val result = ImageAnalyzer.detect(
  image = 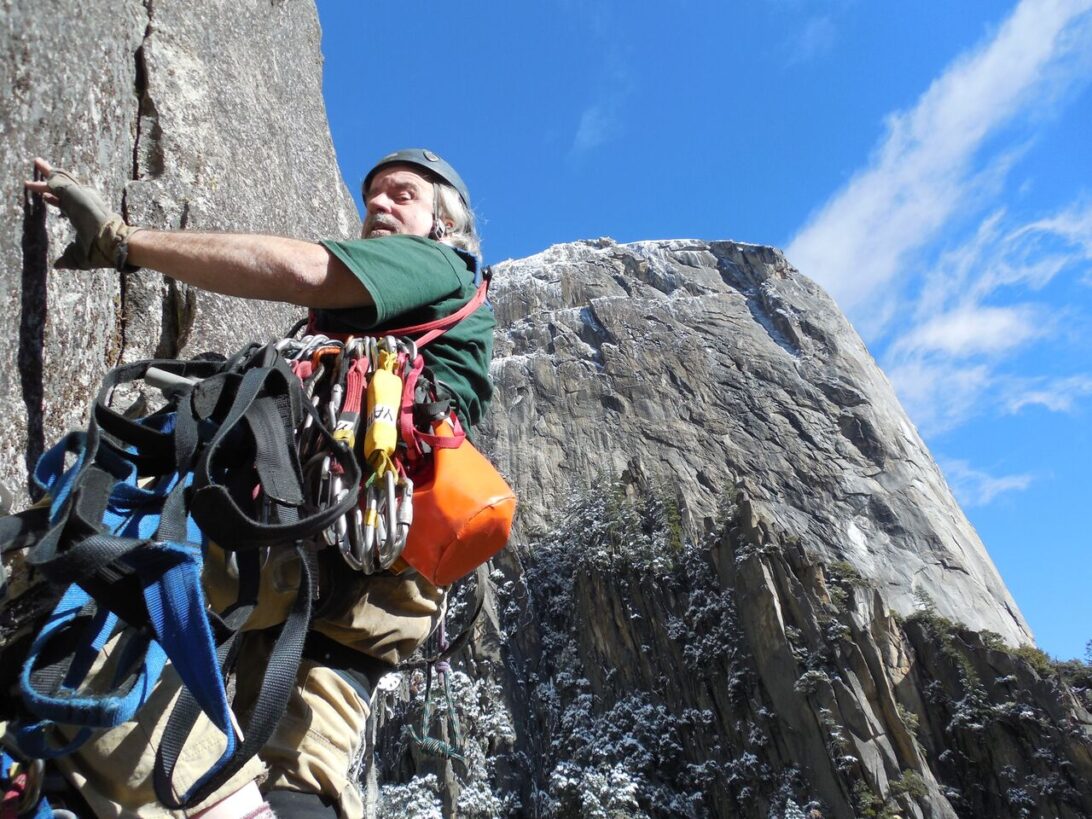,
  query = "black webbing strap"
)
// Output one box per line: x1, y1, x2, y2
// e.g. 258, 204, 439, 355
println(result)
0, 505, 50, 596
153, 545, 316, 809
5, 337, 370, 809
302, 631, 394, 701
0, 505, 51, 597
92, 359, 227, 474
24, 464, 153, 631
191, 358, 360, 549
